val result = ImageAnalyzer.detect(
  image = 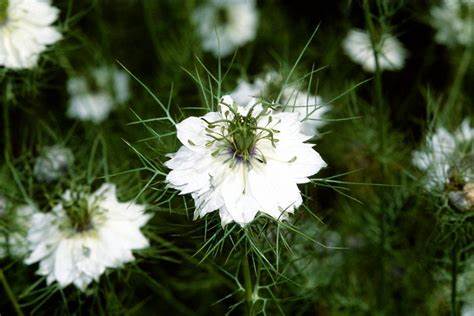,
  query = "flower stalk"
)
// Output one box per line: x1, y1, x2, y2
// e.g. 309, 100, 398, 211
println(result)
242, 254, 254, 315
0, 268, 24, 316
450, 241, 458, 316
